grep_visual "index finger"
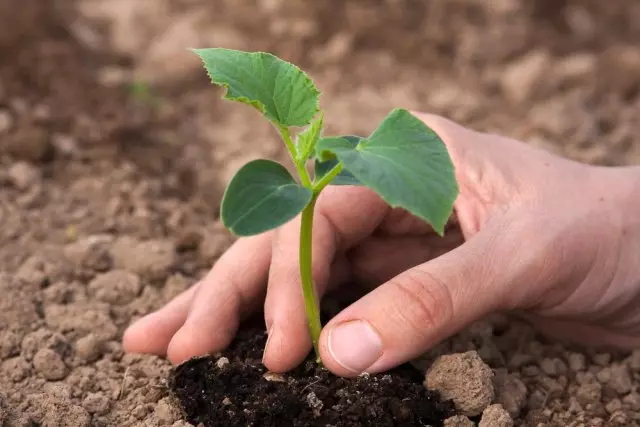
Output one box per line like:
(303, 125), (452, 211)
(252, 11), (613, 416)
(166, 233), (273, 364)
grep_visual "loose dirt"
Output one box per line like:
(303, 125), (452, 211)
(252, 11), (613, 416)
(170, 320), (454, 427)
(1, 0), (639, 426)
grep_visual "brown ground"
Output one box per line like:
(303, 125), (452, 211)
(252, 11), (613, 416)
(0, 0), (639, 425)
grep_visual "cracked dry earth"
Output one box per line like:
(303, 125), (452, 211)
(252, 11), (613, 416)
(1, 0), (640, 425)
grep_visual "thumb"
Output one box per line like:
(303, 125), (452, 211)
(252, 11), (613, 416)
(318, 224), (514, 377)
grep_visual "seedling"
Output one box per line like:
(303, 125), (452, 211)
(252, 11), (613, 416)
(193, 48), (459, 363)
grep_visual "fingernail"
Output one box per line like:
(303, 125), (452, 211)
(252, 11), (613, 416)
(328, 320), (382, 373)
(262, 326), (274, 364)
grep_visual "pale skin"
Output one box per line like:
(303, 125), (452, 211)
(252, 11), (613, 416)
(123, 112), (640, 377)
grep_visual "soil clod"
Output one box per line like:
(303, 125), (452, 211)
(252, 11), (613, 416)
(425, 351), (494, 417)
(479, 404), (513, 427)
(443, 415), (475, 427)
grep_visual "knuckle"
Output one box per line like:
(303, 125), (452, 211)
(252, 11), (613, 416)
(386, 269), (454, 338)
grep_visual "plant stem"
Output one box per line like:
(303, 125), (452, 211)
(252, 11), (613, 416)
(279, 123), (345, 363)
(279, 126), (312, 188)
(312, 163), (343, 192)
(300, 194), (322, 362)
(299, 163), (346, 363)
(278, 124), (333, 363)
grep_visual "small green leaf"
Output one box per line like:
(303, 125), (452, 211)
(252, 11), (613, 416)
(316, 109), (458, 234)
(192, 48), (320, 127)
(315, 136), (362, 186)
(296, 112), (324, 161)
(221, 159), (313, 236)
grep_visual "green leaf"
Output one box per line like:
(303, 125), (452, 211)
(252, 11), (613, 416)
(316, 109), (458, 234)
(192, 48), (320, 127)
(296, 112), (324, 161)
(221, 159), (313, 236)
(314, 135), (362, 186)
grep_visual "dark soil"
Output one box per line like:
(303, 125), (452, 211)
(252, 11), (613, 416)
(170, 321), (455, 427)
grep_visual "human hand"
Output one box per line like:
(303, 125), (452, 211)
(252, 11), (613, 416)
(123, 112), (640, 377)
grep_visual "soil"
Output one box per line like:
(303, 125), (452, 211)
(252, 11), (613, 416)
(0, 0), (639, 426)
(169, 318), (455, 427)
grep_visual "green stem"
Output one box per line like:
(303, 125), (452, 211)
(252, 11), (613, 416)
(279, 126), (312, 188)
(300, 194), (322, 362)
(313, 163), (343, 192)
(279, 123), (345, 363)
(300, 162), (346, 363)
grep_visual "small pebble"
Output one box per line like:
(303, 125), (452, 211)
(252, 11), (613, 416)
(592, 353), (611, 366)
(75, 334), (103, 363)
(492, 369), (527, 418)
(444, 415), (475, 427)
(8, 161), (40, 190)
(479, 404), (514, 427)
(609, 363), (632, 394)
(567, 352), (587, 372)
(216, 357), (230, 369)
(33, 348), (68, 381)
(306, 391), (324, 414)
(263, 372), (286, 382)
(540, 357), (567, 377)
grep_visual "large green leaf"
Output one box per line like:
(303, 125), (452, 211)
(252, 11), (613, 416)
(192, 48), (320, 127)
(314, 135), (362, 186)
(221, 159), (313, 236)
(316, 109), (458, 234)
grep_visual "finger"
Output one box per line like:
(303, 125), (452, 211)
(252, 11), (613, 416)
(376, 208), (459, 237)
(262, 186), (388, 372)
(123, 282), (200, 355)
(166, 233), (272, 364)
(319, 225), (514, 377)
(350, 228), (464, 288)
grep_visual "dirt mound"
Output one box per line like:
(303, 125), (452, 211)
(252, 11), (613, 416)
(170, 324), (455, 427)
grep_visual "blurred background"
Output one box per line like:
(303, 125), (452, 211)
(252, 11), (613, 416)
(0, 1), (639, 425)
(1, 0), (639, 290)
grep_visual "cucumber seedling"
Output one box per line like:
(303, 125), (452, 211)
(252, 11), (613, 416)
(193, 48), (459, 363)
